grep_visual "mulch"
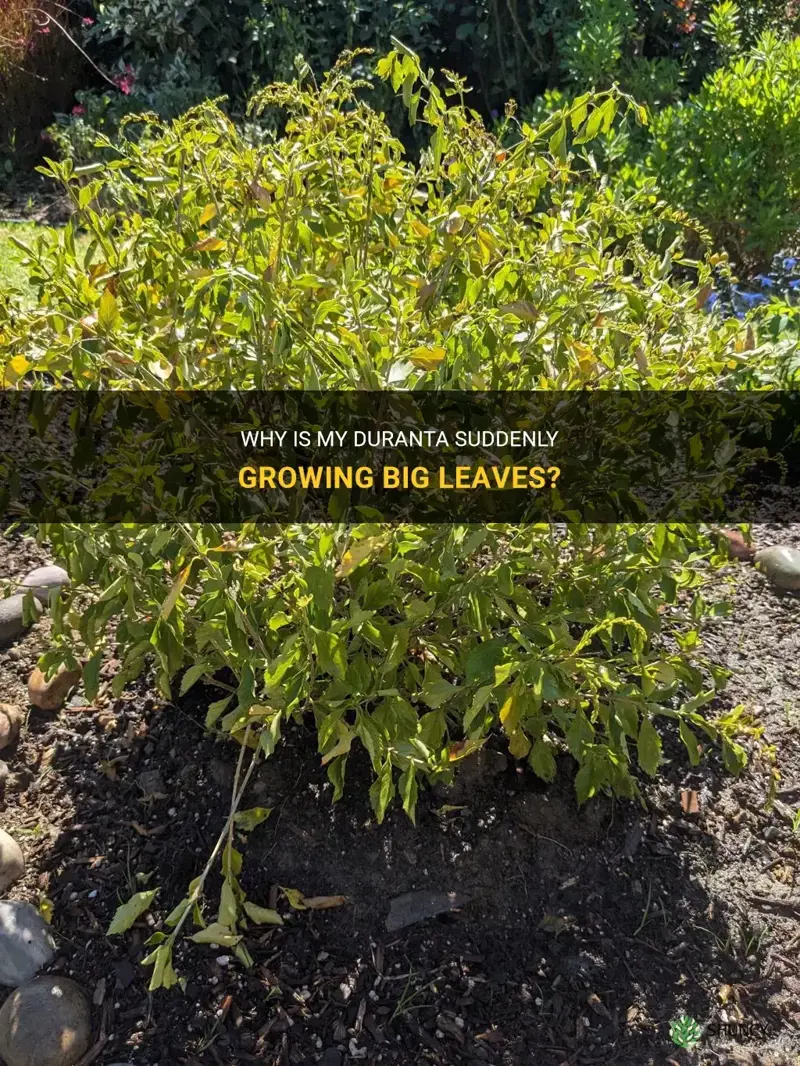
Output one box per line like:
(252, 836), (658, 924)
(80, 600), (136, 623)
(1, 526), (800, 1066)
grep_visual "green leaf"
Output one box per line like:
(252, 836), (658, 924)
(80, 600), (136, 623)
(83, 651), (103, 703)
(314, 629), (347, 680)
(529, 738), (557, 782)
(205, 695), (232, 730)
(369, 761), (395, 823)
(637, 716), (662, 776)
(679, 720), (701, 766)
(218, 876), (238, 927)
(420, 673), (457, 709)
(399, 765), (418, 824)
(549, 121), (567, 160)
(107, 889), (159, 936)
(179, 662), (213, 696)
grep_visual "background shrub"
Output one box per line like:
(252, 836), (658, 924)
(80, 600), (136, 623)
(646, 31), (800, 263)
(44, 0), (795, 162)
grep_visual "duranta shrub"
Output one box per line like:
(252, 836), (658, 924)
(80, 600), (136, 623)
(0, 46), (787, 987)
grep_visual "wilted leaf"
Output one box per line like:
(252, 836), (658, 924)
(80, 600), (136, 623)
(538, 913), (570, 936)
(243, 901), (283, 925)
(233, 806), (272, 832)
(190, 922), (242, 946)
(302, 895), (348, 910)
(107, 889), (159, 935)
(279, 886), (308, 910)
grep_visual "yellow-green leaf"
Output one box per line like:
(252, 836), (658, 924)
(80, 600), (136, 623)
(243, 901), (284, 926)
(233, 806), (272, 832)
(189, 922), (241, 946)
(107, 889), (159, 935)
(337, 536), (387, 578)
(279, 886), (308, 910)
(98, 289), (119, 332)
(192, 237), (226, 253)
(160, 561), (193, 619)
(410, 345), (446, 371)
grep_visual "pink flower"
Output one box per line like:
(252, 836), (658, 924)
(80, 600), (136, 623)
(72, 104), (86, 116)
(82, 16), (95, 26)
(114, 64), (136, 94)
(38, 24), (51, 33)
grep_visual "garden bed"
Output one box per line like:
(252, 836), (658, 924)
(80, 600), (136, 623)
(1, 528), (799, 1066)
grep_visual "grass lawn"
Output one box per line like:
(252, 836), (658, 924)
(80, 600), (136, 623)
(0, 221), (43, 294)
(0, 222), (88, 303)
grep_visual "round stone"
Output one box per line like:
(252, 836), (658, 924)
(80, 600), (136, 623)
(0, 900), (56, 988)
(0, 596), (42, 647)
(754, 545), (800, 591)
(0, 828), (24, 893)
(0, 703), (23, 752)
(28, 665), (82, 713)
(18, 566), (70, 605)
(0, 976), (91, 1066)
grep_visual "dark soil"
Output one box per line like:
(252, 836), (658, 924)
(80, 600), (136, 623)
(0, 174), (73, 226)
(1, 527), (800, 1066)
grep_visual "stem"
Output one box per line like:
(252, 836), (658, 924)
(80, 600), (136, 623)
(168, 726), (259, 943)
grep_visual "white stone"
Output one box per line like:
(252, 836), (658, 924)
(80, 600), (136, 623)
(0, 976), (91, 1066)
(754, 545), (800, 591)
(0, 596), (42, 646)
(19, 566), (70, 604)
(0, 900), (56, 988)
(0, 829), (24, 893)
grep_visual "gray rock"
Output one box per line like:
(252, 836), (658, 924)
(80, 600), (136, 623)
(754, 546), (800, 591)
(0, 829), (24, 893)
(0, 761), (9, 791)
(18, 566), (70, 604)
(0, 900), (56, 988)
(0, 976), (91, 1066)
(0, 596), (42, 647)
(386, 889), (472, 932)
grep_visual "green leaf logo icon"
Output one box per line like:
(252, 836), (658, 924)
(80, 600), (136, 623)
(670, 1014), (703, 1049)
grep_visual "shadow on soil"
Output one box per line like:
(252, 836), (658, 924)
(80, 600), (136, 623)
(2, 673), (793, 1066)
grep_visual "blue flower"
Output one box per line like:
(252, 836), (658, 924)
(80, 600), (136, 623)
(703, 292), (720, 312)
(784, 257), (798, 271)
(789, 279), (800, 289)
(732, 287), (768, 308)
(753, 274), (776, 288)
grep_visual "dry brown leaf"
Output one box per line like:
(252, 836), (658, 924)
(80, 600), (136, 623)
(302, 895), (348, 910)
